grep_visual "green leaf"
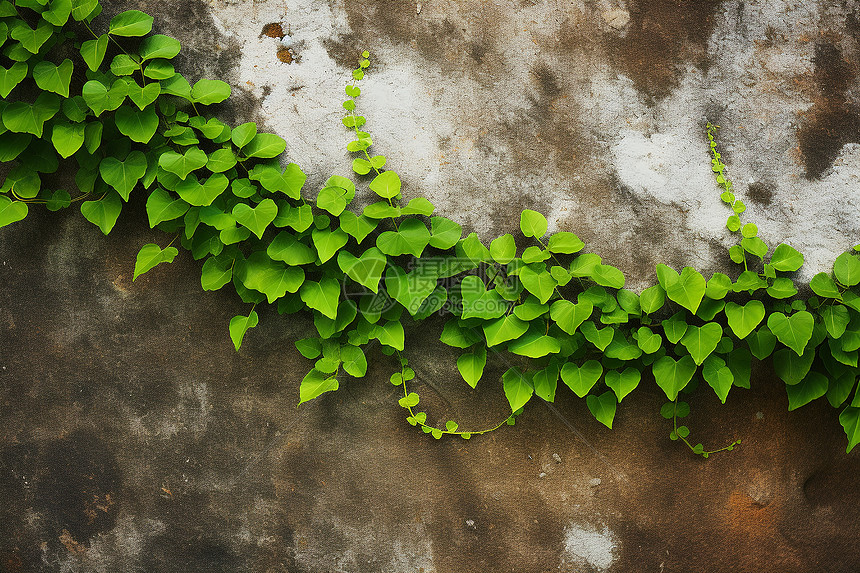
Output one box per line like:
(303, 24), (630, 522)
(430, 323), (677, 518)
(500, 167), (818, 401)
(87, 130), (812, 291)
(336, 247), (385, 293)
(376, 218), (431, 257)
(549, 299), (593, 335)
(174, 174), (228, 207)
(267, 231), (315, 266)
(373, 320), (404, 351)
(231, 122), (257, 148)
(2, 92), (60, 138)
(507, 330), (560, 358)
(143, 59), (174, 80)
(724, 301), (765, 339)
(51, 121), (85, 158)
(520, 209), (547, 238)
(605, 368), (640, 402)
(159, 148), (208, 180)
(45, 190), (71, 211)
(770, 243), (804, 272)
(0, 62), (27, 97)
(398, 392), (419, 408)
(200, 255), (233, 291)
(428, 216), (462, 250)
(248, 163), (306, 199)
(490, 234), (516, 265)
(502, 368), (533, 412)
(705, 273), (732, 300)
(114, 106), (158, 143)
(99, 151), (147, 201)
(640, 284), (666, 314)
(561, 360), (603, 398)
(82, 78), (127, 117)
(591, 264), (625, 289)
(513, 297), (549, 321)
(401, 197), (434, 216)
(661, 311), (687, 344)
(317, 180), (355, 216)
(42, 0), (72, 26)
(636, 326), (662, 354)
(767, 311), (814, 356)
(822, 304), (850, 339)
(652, 355), (697, 400)
(570, 253), (602, 277)
(243, 133), (286, 159)
(80, 190), (122, 234)
(666, 267), (706, 313)
(32, 59), (73, 97)
(767, 277), (798, 299)
(810, 272), (841, 299)
(11, 20), (53, 54)
(233, 198), (278, 239)
(518, 265), (557, 304)
(483, 315), (529, 347)
(139, 34), (181, 60)
(311, 227), (349, 263)
(773, 347), (815, 385)
(300, 278), (341, 320)
(702, 355), (733, 403)
(298, 368), (338, 405)
(368, 170), (401, 199)
(728, 348), (752, 388)
(457, 346), (486, 388)
(532, 363), (559, 402)
(839, 407), (860, 453)
(125, 79), (161, 110)
(109, 9), (153, 36)
(586, 391), (616, 429)
(747, 326), (777, 360)
(339, 344), (366, 378)
(440, 320), (481, 348)
(71, 0), (99, 21)
(239, 251), (304, 303)
(548, 231), (584, 254)
(786, 371), (828, 411)
(133, 243), (178, 281)
(0, 196), (27, 228)
(191, 78), (231, 105)
(834, 252), (860, 287)
(580, 321), (614, 351)
(460, 275), (507, 320)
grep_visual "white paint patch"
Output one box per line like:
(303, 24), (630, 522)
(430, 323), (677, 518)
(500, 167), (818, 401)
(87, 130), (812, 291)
(562, 523), (617, 571)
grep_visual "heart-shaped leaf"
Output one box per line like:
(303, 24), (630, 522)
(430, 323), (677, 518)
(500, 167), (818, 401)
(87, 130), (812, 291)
(159, 147), (207, 179)
(483, 315), (529, 347)
(520, 209), (547, 238)
(636, 326), (662, 354)
(533, 363), (560, 402)
(376, 218), (431, 257)
(666, 267), (706, 313)
(427, 216), (461, 249)
(140, 34), (181, 60)
(0, 196), (27, 228)
(51, 121), (85, 158)
(767, 311), (814, 356)
(80, 190), (122, 234)
(233, 198), (277, 239)
(175, 174), (228, 206)
(11, 20), (53, 54)
(33, 59), (73, 97)
(384, 265), (437, 315)
(770, 243), (804, 272)
(834, 252), (860, 287)
(822, 304), (850, 339)
(191, 78), (231, 105)
(724, 300), (765, 339)
(586, 391), (617, 429)
(605, 368), (640, 402)
(115, 105), (158, 143)
(550, 299), (593, 334)
(639, 284), (666, 314)
(773, 347), (815, 385)
(99, 151), (147, 201)
(80, 34), (109, 71)
(200, 255), (233, 291)
(109, 9), (153, 36)
(42, 0), (72, 26)
(702, 355), (733, 403)
(2, 92), (60, 137)
(839, 407), (860, 453)
(300, 278), (341, 320)
(810, 272), (841, 299)
(311, 227), (349, 263)
(519, 265), (557, 305)
(591, 264), (625, 289)
(507, 329), (560, 358)
(267, 231), (315, 266)
(239, 251), (304, 303)
(336, 247), (386, 293)
(125, 79), (161, 110)
(82, 79), (127, 117)
(229, 310), (259, 351)
(561, 360), (603, 398)
(460, 275), (507, 320)
(490, 234), (516, 264)
(457, 346), (486, 388)
(133, 243), (178, 281)
(786, 371), (828, 411)
(503, 368), (533, 413)
(0, 62), (27, 97)
(146, 187), (190, 228)
(652, 355), (697, 400)
(580, 321), (614, 351)
(298, 368), (338, 404)
(243, 133), (286, 159)
(368, 170), (401, 199)
(680, 323), (723, 366)
(548, 231), (584, 254)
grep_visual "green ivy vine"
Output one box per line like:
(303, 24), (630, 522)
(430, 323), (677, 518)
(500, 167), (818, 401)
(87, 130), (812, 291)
(2, 0), (860, 455)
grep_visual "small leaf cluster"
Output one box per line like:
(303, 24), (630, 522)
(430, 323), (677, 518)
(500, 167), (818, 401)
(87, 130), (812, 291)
(3, 2), (860, 456)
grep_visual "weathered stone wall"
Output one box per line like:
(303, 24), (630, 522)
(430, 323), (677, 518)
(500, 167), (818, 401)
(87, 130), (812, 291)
(2, 1), (860, 571)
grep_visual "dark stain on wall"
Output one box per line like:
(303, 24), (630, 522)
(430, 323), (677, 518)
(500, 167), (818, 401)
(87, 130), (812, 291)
(608, 0), (722, 100)
(796, 41), (860, 179)
(746, 181), (775, 206)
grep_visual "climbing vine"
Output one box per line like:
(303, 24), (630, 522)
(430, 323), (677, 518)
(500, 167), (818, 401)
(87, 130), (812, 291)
(2, 0), (860, 455)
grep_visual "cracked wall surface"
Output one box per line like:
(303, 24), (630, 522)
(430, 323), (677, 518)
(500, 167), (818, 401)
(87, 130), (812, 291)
(3, 1), (860, 572)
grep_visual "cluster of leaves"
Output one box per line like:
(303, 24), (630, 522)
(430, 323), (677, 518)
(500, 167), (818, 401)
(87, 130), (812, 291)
(2, 1), (860, 454)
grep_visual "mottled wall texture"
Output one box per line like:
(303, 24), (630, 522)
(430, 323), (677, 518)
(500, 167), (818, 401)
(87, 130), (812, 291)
(3, 1), (860, 572)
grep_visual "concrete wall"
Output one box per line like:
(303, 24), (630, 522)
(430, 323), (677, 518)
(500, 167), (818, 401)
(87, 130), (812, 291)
(2, 1), (860, 571)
